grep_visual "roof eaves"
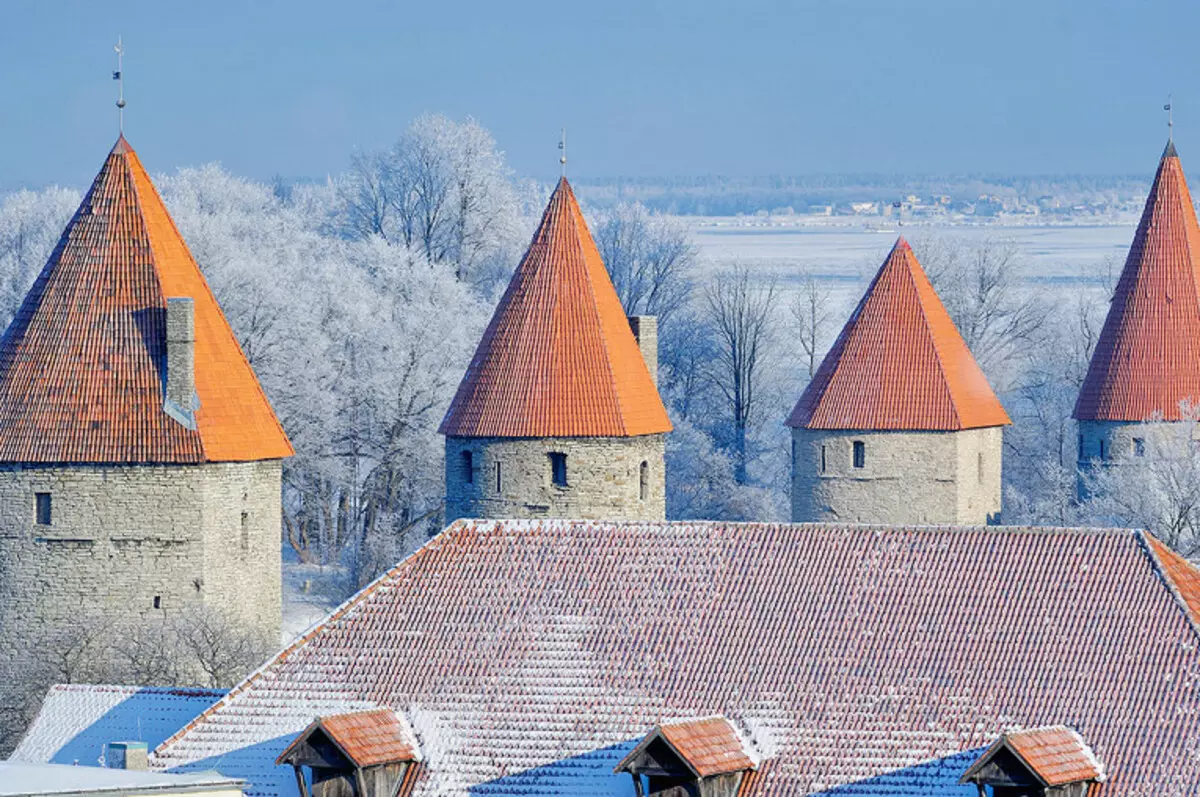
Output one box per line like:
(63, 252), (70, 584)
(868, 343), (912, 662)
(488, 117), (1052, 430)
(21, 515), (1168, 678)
(612, 727), (703, 779)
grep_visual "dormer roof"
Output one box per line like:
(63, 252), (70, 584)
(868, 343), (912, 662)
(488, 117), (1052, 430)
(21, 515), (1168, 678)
(787, 237), (1010, 431)
(276, 708), (420, 769)
(614, 717), (757, 779)
(0, 136), (292, 463)
(1075, 140), (1200, 421)
(961, 726), (1104, 788)
(439, 178), (671, 438)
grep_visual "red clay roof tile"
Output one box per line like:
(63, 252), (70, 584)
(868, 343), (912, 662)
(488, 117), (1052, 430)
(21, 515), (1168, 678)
(439, 178), (671, 438)
(617, 717), (755, 778)
(157, 521), (1200, 795)
(964, 726), (1104, 787)
(788, 237), (1010, 430)
(276, 709), (420, 769)
(0, 136), (292, 463)
(1075, 142), (1200, 422)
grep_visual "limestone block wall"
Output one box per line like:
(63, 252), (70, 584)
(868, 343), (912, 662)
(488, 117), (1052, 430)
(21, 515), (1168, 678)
(1075, 419), (1196, 498)
(445, 435), (666, 522)
(0, 460), (282, 671)
(791, 426), (1003, 525)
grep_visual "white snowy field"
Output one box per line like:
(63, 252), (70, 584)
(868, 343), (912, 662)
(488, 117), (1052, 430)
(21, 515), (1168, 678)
(688, 217), (1136, 319)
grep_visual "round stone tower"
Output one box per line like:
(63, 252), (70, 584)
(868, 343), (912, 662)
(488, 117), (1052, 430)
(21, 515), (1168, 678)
(786, 238), (1011, 526)
(0, 136), (293, 677)
(1074, 139), (1200, 496)
(440, 178), (672, 521)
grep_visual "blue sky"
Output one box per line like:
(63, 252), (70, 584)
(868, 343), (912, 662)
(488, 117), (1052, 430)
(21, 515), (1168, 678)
(2, 0), (1197, 187)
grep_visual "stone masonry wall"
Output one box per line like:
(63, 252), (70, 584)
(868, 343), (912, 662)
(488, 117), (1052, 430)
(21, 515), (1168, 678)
(1075, 419), (1196, 499)
(791, 426), (1003, 525)
(445, 435), (666, 522)
(0, 460), (282, 674)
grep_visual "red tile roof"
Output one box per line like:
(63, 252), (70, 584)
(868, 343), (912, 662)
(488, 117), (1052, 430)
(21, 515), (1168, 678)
(1075, 141), (1200, 422)
(439, 178), (671, 438)
(787, 237), (1010, 431)
(276, 709), (420, 768)
(1008, 727), (1104, 786)
(616, 717), (756, 778)
(0, 136), (292, 463)
(963, 726), (1104, 787)
(156, 521), (1200, 796)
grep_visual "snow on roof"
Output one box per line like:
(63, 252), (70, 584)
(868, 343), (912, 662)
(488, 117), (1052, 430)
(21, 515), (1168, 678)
(155, 520), (1200, 795)
(10, 685), (226, 766)
(0, 761), (241, 796)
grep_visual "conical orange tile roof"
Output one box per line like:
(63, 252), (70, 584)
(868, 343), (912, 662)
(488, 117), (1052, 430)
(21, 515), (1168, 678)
(1075, 141), (1200, 422)
(440, 178), (671, 438)
(0, 136), (293, 463)
(787, 237), (1010, 431)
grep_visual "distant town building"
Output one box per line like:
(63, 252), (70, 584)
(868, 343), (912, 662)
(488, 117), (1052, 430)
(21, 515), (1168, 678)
(1074, 140), (1200, 493)
(787, 237), (1010, 525)
(153, 518), (1200, 794)
(0, 136), (292, 678)
(439, 178), (671, 522)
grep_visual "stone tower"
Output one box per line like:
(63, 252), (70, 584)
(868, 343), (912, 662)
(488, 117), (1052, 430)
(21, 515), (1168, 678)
(1075, 140), (1200, 493)
(0, 136), (293, 675)
(440, 178), (672, 521)
(787, 237), (1010, 525)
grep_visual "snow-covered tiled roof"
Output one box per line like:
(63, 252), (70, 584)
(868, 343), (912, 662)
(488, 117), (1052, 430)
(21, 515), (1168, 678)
(155, 521), (1200, 795)
(10, 684), (225, 766)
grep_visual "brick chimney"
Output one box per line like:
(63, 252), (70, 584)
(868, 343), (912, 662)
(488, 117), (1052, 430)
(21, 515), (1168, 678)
(164, 297), (197, 429)
(628, 316), (658, 387)
(107, 741), (149, 770)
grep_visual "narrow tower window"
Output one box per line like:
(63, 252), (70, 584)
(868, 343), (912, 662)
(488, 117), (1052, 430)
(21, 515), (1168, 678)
(1133, 437), (1146, 457)
(820, 445), (827, 474)
(852, 441), (866, 469)
(461, 450), (474, 484)
(1078, 434), (1084, 458)
(978, 452), (985, 484)
(240, 511), (250, 551)
(34, 492), (51, 526)
(639, 460), (649, 500)
(1099, 439), (1106, 460)
(495, 462), (503, 494)
(549, 452), (568, 487)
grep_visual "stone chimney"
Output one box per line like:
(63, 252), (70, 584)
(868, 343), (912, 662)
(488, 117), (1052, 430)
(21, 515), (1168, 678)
(107, 741), (149, 770)
(164, 297), (197, 429)
(628, 316), (658, 387)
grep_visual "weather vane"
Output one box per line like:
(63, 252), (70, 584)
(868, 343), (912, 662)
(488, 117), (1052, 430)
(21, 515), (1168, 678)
(1165, 94), (1173, 142)
(113, 37), (126, 134)
(559, 128), (567, 178)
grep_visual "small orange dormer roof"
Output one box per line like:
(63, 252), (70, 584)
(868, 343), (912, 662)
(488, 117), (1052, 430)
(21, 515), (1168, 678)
(439, 178), (671, 438)
(0, 136), (293, 463)
(787, 237), (1010, 431)
(1075, 140), (1200, 422)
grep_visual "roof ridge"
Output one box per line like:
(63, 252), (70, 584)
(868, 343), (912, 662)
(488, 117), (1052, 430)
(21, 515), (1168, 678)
(568, 181), (630, 436)
(126, 151), (293, 459)
(896, 240), (965, 430)
(1137, 530), (1200, 639)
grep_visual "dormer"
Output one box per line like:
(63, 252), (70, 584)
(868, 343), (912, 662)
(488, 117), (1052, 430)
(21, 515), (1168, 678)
(276, 708), (421, 797)
(960, 726), (1104, 797)
(614, 717), (757, 797)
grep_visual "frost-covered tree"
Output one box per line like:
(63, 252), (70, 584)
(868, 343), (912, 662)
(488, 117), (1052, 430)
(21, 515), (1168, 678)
(593, 201), (695, 330)
(1080, 405), (1200, 556)
(339, 114), (525, 285)
(0, 187), (80, 328)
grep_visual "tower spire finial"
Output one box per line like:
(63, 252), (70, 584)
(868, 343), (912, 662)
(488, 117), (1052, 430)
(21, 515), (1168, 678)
(558, 128), (567, 178)
(1166, 94), (1173, 143)
(113, 37), (126, 134)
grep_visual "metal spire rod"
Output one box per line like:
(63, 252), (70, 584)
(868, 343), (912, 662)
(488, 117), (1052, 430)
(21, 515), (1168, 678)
(114, 37), (126, 134)
(559, 128), (567, 178)
(1166, 94), (1173, 142)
